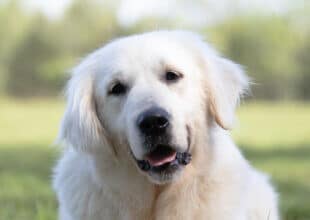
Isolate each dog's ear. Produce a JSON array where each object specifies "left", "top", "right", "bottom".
[
  {"left": 58, "top": 59, "right": 108, "bottom": 152},
  {"left": 206, "top": 56, "right": 249, "bottom": 130}
]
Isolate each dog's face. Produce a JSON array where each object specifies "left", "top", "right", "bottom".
[
  {"left": 59, "top": 31, "right": 248, "bottom": 184},
  {"left": 95, "top": 37, "right": 204, "bottom": 183}
]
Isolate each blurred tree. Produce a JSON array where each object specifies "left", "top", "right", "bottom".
[
  {"left": 296, "top": 34, "right": 310, "bottom": 99},
  {"left": 208, "top": 16, "right": 300, "bottom": 100},
  {"left": 58, "top": 0, "right": 120, "bottom": 55},
  {"left": 121, "top": 16, "right": 176, "bottom": 36},
  {"left": 1, "top": 0, "right": 309, "bottom": 100},
  {"left": 6, "top": 15, "right": 64, "bottom": 96},
  {"left": 0, "top": 0, "right": 31, "bottom": 94},
  {"left": 5, "top": 0, "right": 121, "bottom": 97}
]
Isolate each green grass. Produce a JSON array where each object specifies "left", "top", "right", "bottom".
[
  {"left": 0, "top": 98, "right": 63, "bottom": 220},
  {"left": 0, "top": 98, "right": 309, "bottom": 220},
  {"left": 233, "top": 102, "right": 310, "bottom": 220}
]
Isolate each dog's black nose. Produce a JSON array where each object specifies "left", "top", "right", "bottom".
[{"left": 137, "top": 107, "right": 170, "bottom": 136}]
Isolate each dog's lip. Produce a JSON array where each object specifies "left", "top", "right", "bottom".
[{"left": 145, "top": 145, "right": 177, "bottom": 167}]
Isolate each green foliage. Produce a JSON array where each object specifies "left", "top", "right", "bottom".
[
  {"left": 2, "top": 0, "right": 120, "bottom": 97},
  {"left": 6, "top": 16, "right": 64, "bottom": 96},
  {"left": 0, "top": 0, "right": 309, "bottom": 99},
  {"left": 208, "top": 16, "right": 302, "bottom": 99},
  {"left": 0, "top": 1, "right": 31, "bottom": 62},
  {"left": 0, "top": 0, "right": 31, "bottom": 94},
  {"left": 58, "top": 0, "right": 120, "bottom": 55},
  {"left": 0, "top": 98, "right": 310, "bottom": 219},
  {"left": 296, "top": 34, "right": 310, "bottom": 99}
]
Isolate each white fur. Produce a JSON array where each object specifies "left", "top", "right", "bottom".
[{"left": 53, "top": 31, "right": 279, "bottom": 220}]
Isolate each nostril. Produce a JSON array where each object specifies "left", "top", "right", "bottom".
[
  {"left": 139, "top": 117, "right": 152, "bottom": 131},
  {"left": 156, "top": 117, "right": 169, "bottom": 128}
]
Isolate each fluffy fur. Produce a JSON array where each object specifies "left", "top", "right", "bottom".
[{"left": 53, "top": 31, "right": 279, "bottom": 220}]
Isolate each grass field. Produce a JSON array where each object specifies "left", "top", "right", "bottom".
[{"left": 1, "top": 98, "right": 310, "bottom": 220}]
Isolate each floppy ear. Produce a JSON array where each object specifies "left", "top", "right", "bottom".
[
  {"left": 58, "top": 60, "right": 108, "bottom": 152},
  {"left": 206, "top": 57, "right": 249, "bottom": 130}
]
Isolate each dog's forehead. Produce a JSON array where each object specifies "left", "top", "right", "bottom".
[{"left": 100, "top": 34, "right": 198, "bottom": 79}]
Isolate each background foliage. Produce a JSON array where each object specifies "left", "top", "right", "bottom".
[{"left": 0, "top": 0, "right": 309, "bottom": 99}]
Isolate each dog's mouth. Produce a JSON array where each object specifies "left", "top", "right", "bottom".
[
  {"left": 146, "top": 145, "right": 177, "bottom": 166},
  {"left": 134, "top": 125, "right": 192, "bottom": 175},
  {"left": 136, "top": 144, "right": 191, "bottom": 172}
]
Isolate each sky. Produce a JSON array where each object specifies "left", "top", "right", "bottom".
[{"left": 20, "top": 0, "right": 306, "bottom": 26}]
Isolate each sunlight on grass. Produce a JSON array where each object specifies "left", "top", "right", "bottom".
[
  {"left": 0, "top": 98, "right": 309, "bottom": 219},
  {"left": 0, "top": 97, "right": 64, "bottom": 146},
  {"left": 233, "top": 102, "right": 310, "bottom": 148}
]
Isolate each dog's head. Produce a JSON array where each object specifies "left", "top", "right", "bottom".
[{"left": 58, "top": 31, "right": 248, "bottom": 184}]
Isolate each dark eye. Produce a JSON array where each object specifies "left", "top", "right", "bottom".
[
  {"left": 165, "top": 71, "right": 182, "bottom": 82},
  {"left": 109, "top": 82, "right": 127, "bottom": 96}
]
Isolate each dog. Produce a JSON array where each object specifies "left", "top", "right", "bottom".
[{"left": 53, "top": 30, "right": 279, "bottom": 220}]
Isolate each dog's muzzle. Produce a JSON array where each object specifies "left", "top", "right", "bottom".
[{"left": 134, "top": 107, "right": 192, "bottom": 173}]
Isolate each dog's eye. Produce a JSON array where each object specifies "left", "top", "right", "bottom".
[
  {"left": 165, "top": 71, "right": 182, "bottom": 82},
  {"left": 109, "top": 82, "right": 127, "bottom": 96}
]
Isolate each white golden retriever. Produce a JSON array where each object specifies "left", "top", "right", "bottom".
[{"left": 53, "top": 31, "right": 279, "bottom": 220}]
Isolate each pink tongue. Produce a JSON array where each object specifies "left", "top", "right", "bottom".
[{"left": 146, "top": 152, "right": 177, "bottom": 167}]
